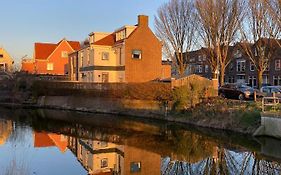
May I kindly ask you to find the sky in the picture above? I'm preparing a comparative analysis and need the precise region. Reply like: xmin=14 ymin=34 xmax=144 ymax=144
xmin=0 ymin=0 xmax=169 ymax=65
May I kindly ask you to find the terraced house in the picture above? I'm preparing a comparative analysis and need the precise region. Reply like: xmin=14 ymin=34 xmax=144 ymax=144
xmin=69 ymin=15 xmax=171 ymax=82
xmin=21 ymin=39 xmax=80 ymax=75
xmin=184 ymin=40 xmax=281 ymax=87
xmin=0 ymin=48 xmax=14 ymax=72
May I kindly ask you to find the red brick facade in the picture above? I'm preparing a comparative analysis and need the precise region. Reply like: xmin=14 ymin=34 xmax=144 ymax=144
xmin=125 ymin=15 xmax=171 ymax=82
xmin=21 ymin=39 xmax=80 ymax=75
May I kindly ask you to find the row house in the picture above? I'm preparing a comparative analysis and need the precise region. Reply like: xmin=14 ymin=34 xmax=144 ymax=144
xmin=0 ymin=48 xmax=14 ymax=72
xmin=69 ymin=15 xmax=171 ymax=83
xmin=185 ymin=41 xmax=281 ymax=87
xmin=184 ymin=48 xmax=212 ymax=79
xmin=21 ymin=39 xmax=80 ymax=75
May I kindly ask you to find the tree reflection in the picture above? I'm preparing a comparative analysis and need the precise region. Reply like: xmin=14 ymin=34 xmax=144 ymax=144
xmin=162 ymin=149 xmax=281 ymax=175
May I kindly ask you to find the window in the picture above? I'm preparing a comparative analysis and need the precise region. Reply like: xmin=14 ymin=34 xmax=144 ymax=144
xmin=205 ymin=65 xmax=209 ymax=73
xmin=61 ymin=51 xmax=68 ymax=58
xmin=102 ymin=52 xmax=109 ymax=60
xmin=250 ymin=62 xmax=255 ymax=71
xmin=263 ymin=75 xmax=269 ymax=84
xmin=237 ymin=75 xmax=246 ymax=83
xmin=198 ymin=65 xmax=203 ymax=73
xmin=101 ymin=158 xmax=108 ymax=168
xmin=202 ymin=55 xmax=207 ymax=61
xmin=130 ymin=162 xmax=141 ymax=173
xmin=198 ymin=55 xmax=202 ymax=62
xmin=275 ymin=59 xmax=281 ymax=71
xmin=189 ymin=57 xmax=195 ymax=62
xmin=228 ymin=76 xmax=235 ymax=83
xmin=102 ymin=72 xmax=109 ymax=83
xmin=248 ymin=76 xmax=257 ymax=87
xmin=0 ymin=54 xmax=3 ymax=58
xmin=132 ymin=50 xmax=142 ymax=59
xmin=237 ymin=60 xmax=246 ymax=72
xmin=47 ymin=63 xmax=54 ymax=71
xmin=273 ymin=76 xmax=281 ymax=86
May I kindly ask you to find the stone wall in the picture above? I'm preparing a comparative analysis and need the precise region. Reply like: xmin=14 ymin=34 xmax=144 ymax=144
xmin=254 ymin=113 xmax=281 ymax=139
xmin=37 ymin=96 xmax=168 ymax=118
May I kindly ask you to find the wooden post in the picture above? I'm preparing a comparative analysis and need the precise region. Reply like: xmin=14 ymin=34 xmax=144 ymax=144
xmin=254 ymin=91 xmax=257 ymax=102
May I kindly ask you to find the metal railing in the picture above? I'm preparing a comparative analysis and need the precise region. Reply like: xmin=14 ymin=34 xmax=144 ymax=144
xmin=262 ymin=96 xmax=280 ymax=112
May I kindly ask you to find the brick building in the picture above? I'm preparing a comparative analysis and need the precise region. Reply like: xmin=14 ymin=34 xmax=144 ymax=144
xmin=21 ymin=39 xmax=80 ymax=75
xmin=69 ymin=15 xmax=171 ymax=83
xmin=184 ymin=41 xmax=281 ymax=87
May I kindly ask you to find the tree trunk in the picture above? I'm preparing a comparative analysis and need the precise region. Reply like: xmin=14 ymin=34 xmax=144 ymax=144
xmin=219 ymin=66 xmax=226 ymax=86
xmin=257 ymin=70 xmax=263 ymax=89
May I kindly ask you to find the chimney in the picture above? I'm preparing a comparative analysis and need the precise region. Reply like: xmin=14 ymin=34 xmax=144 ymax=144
xmin=138 ymin=15 xmax=149 ymax=27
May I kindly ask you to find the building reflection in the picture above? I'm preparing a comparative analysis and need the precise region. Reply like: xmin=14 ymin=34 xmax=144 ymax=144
xmin=68 ymin=137 xmax=161 ymax=175
xmin=33 ymin=132 xmax=68 ymax=153
xmin=0 ymin=119 xmax=13 ymax=145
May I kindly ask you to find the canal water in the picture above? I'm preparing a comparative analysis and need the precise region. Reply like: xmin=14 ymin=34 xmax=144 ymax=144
xmin=0 ymin=108 xmax=280 ymax=175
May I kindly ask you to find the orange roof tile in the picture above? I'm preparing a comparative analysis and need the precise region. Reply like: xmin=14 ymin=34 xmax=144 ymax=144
xmin=34 ymin=132 xmax=55 ymax=147
xmin=68 ymin=41 xmax=81 ymax=51
xmin=34 ymin=43 xmax=57 ymax=60
xmin=34 ymin=40 xmax=80 ymax=60
xmin=94 ymin=34 xmax=115 ymax=46
xmin=34 ymin=132 xmax=68 ymax=153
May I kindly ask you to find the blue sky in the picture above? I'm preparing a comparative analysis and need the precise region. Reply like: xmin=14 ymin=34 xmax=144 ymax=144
xmin=0 ymin=0 xmax=169 ymax=64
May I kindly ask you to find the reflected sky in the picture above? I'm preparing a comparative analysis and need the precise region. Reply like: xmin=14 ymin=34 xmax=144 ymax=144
xmin=0 ymin=108 xmax=280 ymax=175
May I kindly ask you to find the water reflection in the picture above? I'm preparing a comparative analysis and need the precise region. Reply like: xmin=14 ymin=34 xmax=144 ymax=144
xmin=0 ymin=108 xmax=280 ymax=175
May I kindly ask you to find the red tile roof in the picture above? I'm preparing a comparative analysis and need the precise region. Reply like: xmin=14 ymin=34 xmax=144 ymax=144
xmin=34 ymin=39 xmax=80 ymax=60
xmin=34 ymin=132 xmax=68 ymax=153
xmin=34 ymin=43 xmax=57 ymax=60
xmin=94 ymin=33 xmax=115 ymax=46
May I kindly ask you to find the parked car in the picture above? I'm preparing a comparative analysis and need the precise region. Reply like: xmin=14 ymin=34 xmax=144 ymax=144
xmin=219 ymin=83 xmax=262 ymax=100
xmin=260 ymin=86 xmax=281 ymax=98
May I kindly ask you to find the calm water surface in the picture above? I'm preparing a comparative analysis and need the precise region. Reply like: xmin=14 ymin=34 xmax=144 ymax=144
xmin=0 ymin=108 xmax=280 ymax=175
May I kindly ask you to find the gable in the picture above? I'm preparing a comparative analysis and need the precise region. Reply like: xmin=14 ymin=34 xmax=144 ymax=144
xmin=47 ymin=40 xmax=75 ymax=61
xmin=126 ymin=26 xmax=161 ymax=47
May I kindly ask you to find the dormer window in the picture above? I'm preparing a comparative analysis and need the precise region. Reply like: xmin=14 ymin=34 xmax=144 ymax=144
xmin=132 ymin=50 xmax=142 ymax=59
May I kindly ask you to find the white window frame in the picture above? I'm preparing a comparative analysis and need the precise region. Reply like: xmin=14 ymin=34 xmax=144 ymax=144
xmin=237 ymin=60 xmax=246 ymax=72
xmin=102 ymin=52 xmax=109 ymax=60
xmin=250 ymin=61 xmax=255 ymax=71
xmin=205 ymin=65 xmax=209 ymax=73
xmin=47 ymin=63 xmax=54 ymax=71
xmin=132 ymin=50 xmax=142 ymax=59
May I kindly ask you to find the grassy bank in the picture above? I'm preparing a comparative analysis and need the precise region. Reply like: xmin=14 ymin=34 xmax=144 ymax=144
xmin=170 ymin=98 xmax=261 ymax=134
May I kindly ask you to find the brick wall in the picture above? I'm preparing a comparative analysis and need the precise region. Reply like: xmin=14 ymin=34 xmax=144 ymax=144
xmin=125 ymin=16 xmax=170 ymax=82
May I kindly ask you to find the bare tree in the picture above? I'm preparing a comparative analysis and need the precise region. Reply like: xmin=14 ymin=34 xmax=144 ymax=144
xmin=240 ymin=0 xmax=281 ymax=89
xmin=155 ymin=0 xmax=197 ymax=76
xmin=265 ymin=0 xmax=281 ymax=29
xmin=195 ymin=0 xmax=245 ymax=86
